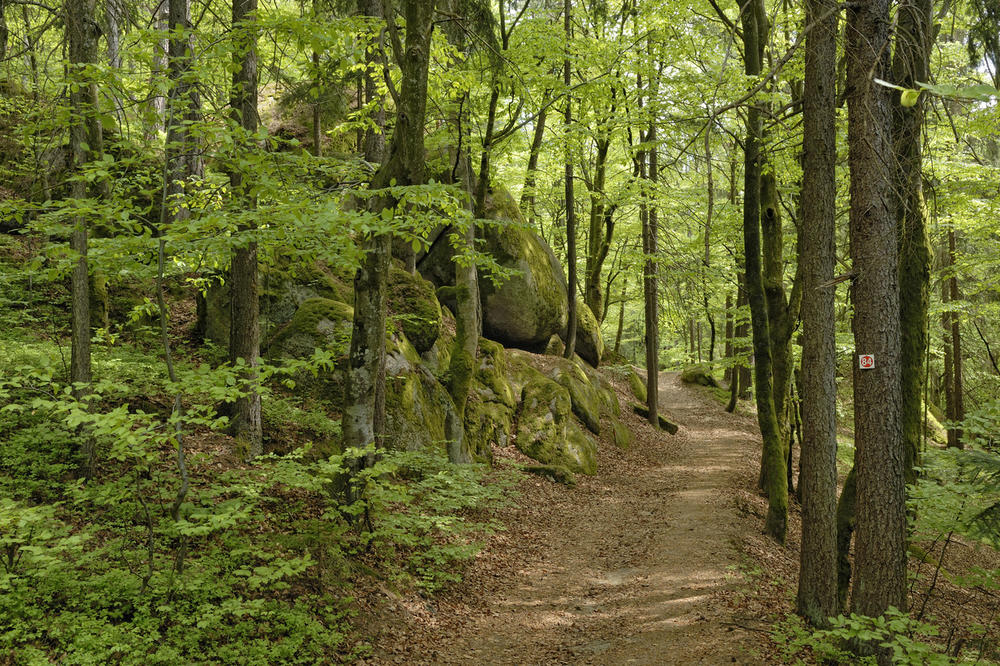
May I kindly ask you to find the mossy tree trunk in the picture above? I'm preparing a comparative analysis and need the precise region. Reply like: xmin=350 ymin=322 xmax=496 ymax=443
xmin=229 ymin=0 xmax=262 ymax=460
xmin=948 ymin=229 xmax=965 ymax=448
xmin=562 ymin=0 xmax=578 ymax=360
xmin=343 ymin=0 xmax=434 ymax=462
xmin=584 ymin=112 xmax=615 ymax=324
xmin=740 ymin=0 xmax=787 ymax=544
xmin=796 ymin=0 xmax=840 ymax=624
xmin=520 ymin=90 xmax=549 ymax=237
xmin=846 ymin=0 xmax=907 ymax=647
xmin=760 ymin=173 xmax=803 ymax=495
xmin=892 ymin=0 xmax=933 ymax=481
xmin=67 ymin=0 xmax=102 ymax=478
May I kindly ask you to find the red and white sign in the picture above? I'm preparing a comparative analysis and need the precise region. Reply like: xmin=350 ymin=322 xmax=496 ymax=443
xmin=858 ymin=354 xmax=875 ymax=370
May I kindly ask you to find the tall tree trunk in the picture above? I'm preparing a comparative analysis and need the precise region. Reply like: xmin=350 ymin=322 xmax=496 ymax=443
xmin=846 ymin=0 xmax=907 ymax=644
xmin=520 ymin=92 xmax=550 ymax=234
xmin=724 ymin=293 xmax=734 ymax=384
xmin=148 ymin=3 xmax=169 ymax=139
xmin=643 ymin=123 xmax=659 ymax=425
xmin=893 ymin=0 xmax=933 ymax=480
xmin=940 ymin=243 xmax=957 ymax=447
xmin=584 ymin=128 xmax=614 ymax=322
xmin=343 ymin=0 xmax=434 ymax=461
xmin=796 ymin=0 xmax=840 ymax=624
xmin=949 ymin=229 xmax=964 ymax=448
xmin=166 ymin=0 xmax=202 ymax=214
xmin=562 ymin=0 xmax=577 ymax=359
xmin=359 ymin=0 xmax=385 ymax=163
xmin=740 ymin=0 xmax=787 ymax=544
xmin=229 ymin=0 xmax=262 ymax=459
xmin=703 ymin=125 xmax=716 ymax=363
xmin=614 ymin=277 xmax=627 ymax=355
xmin=67 ymin=0 xmax=102 ymax=478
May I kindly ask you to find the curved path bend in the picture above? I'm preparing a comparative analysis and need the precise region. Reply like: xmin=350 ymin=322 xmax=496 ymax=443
xmin=369 ymin=372 xmax=766 ymax=665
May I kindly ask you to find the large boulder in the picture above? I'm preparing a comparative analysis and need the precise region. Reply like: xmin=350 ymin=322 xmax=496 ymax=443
xmin=388 ymin=263 xmax=442 ymax=354
xmin=568 ymin=299 xmax=604 ymax=368
xmin=418 ymin=188 xmax=569 ymax=352
xmin=546 ymin=356 xmax=602 ymax=435
xmin=515 ymin=376 xmax=597 ymax=476
xmin=463 ymin=339 xmax=518 ymax=462
xmin=265 ymin=297 xmax=353 ymax=359
xmin=384 ymin=339 xmax=458 ymax=455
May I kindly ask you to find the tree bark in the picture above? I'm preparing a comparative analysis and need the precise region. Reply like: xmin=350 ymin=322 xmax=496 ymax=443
xmin=948 ymin=229 xmax=964 ymax=448
xmin=846 ymin=0 xmax=907 ymax=642
xmin=796 ymin=0 xmax=840 ymax=624
xmin=892 ymin=0 xmax=933 ymax=479
xmin=562 ymin=0 xmax=578 ymax=359
xmin=740 ymin=0 xmax=787 ymax=544
xmin=520 ymin=91 xmax=550 ymax=235
xmin=229 ymin=0 xmax=262 ymax=459
xmin=724 ymin=293 xmax=734 ymax=384
xmin=343 ymin=0 xmax=434 ymax=460
xmin=67 ymin=0 xmax=102 ymax=478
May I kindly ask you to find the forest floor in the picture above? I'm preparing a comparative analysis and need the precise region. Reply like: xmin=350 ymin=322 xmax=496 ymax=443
xmin=359 ymin=371 xmax=776 ymax=664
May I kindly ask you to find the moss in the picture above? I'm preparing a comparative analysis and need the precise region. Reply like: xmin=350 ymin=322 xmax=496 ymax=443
xmin=266 ymin=298 xmax=353 ymax=359
xmin=384 ymin=364 xmax=453 ymax=456
xmin=474 ymin=338 xmax=517 ymax=408
xmin=611 ymin=419 xmax=633 ymax=450
xmin=681 ymin=364 xmax=719 ymax=387
xmin=523 ymin=464 xmax=577 ymax=487
xmin=572 ymin=299 xmax=604 ymax=368
xmin=628 ymin=369 xmax=647 ymax=403
xmin=464 ymin=394 xmax=513 ymax=462
xmin=631 ymin=403 xmax=679 ymax=434
xmin=547 ymin=357 xmax=602 ymax=435
xmin=388 ymin=264 xmax=442 ymax=354
xmin=479 ymin=195 xmax=569 ymax=349
xmin=516 ymin=376 xmax=598 ymax=475
xmin=544 ymin=334 xmax=565 ymax=356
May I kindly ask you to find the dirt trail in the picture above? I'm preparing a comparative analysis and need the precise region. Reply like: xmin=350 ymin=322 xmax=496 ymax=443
xmin=368 ymin=372 xmax=767 ymax=665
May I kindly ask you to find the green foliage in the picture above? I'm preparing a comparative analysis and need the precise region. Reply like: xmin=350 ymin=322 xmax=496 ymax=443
xmin=773 ymin=608 xmax=953 ymax=665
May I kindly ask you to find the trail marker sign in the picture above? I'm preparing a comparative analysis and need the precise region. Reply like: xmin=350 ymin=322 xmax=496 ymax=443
xmin=858 ymin=354 xmax=875 ymax=370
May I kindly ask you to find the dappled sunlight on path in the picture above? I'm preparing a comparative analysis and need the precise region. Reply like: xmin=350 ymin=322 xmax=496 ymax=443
xmin=369 ymin=372 xmax=767 ymax=665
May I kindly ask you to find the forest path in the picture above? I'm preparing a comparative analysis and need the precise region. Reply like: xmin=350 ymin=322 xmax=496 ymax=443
xmin=366 ymin=372 xmax=767 ymax=665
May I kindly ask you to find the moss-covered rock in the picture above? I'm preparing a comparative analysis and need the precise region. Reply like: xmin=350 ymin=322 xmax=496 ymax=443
xmin=421 ymin=306 xmax=456 ymax=377
xmin=611 ymin=419 xmax=633 ymax=450
xmin=478 ymin=191 xmax=569 ymax=350
xmin=474 ymin=338 xmax=517 ymax=409
xmin=464 ymin=394 xmax=511 ymax=462
xmin=387 ymin=263 xmax=442 ymax=354
xmin=544 ymin=334 xmax=565 ymax=357
xmin=681 ymin=364 xmax=719 ymax=387
xmin=523 ymin=464 xmax=577 ymax=487
xmin=384 ymin=348 xmax=456 ymax=456
xmin=631 ymin=403 xmax=679 ymax=434
xmin=265 ymin=298 xmax=354 ymax=359
xmin=628 ymin=368 xmax=648 ymax=403
xmin=569 ymin=299 xmax=604 ymax=368
xmin=581 ymin=365 xmax=621 ymax=419
xmin=516 ymin=376 xmax=597 ymax=475
xmin=546 ymin=356 xmax=602 ymax=435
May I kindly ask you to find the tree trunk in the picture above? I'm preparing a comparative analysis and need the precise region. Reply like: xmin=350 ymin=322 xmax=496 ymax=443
xmin=344 ymin=0 xmax=434 ymax=461
xmin=359 ymin=0 xmax=385 ymax=163
xmin=520 ymin=92 xmax=549 ymax=234
xmin=562 ymin=0 xmax=578 ymax=360
xmin=643 ymin=124 xmax=659 ymax=425
xmin=892 ymin=0 xmax=933 ymax=480
xmin=229 ymin=0 xmax=262 ymax=459
xmin=67 ymin=0 xmax=102 ymax=478
xmin=949 ymin=229 xmax=964 ymax=448
xmin=614 ymin=277 xmax=627 ymax=355
xmin=703 ymin=125 xmax=716 ymax=363
xmin=584 ymin=129 xmax=614 ymax=322
xmin=796 ymin=0 xmax=840 ymax=624
xmin=723 ymin=293 xmax=733 ymax=383
xmin=740 ymin=0 xmax=787 ymax=544
xmin=148 ymin=3 xmax=169 ymax=139
xmin=846 ymin=0 xmax=907 ymax=644
xmin=940 ymin=243 xmax=957 ymax=448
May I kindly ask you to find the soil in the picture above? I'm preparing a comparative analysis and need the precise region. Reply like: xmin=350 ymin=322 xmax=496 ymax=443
xmin=362 ymin=371 xmax=773 ymax=665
